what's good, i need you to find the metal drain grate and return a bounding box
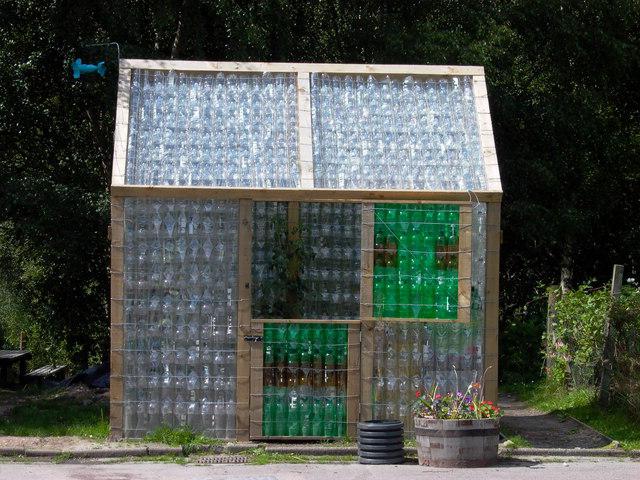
[196,455,249,464]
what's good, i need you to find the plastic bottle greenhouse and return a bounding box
[110,60,502,440]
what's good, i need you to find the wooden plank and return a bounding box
[473,75,502,192]
[111,69,131,187]
[347,324,361,437]
[359,203,374,422]
[287,202,300,238]
[296,73,314,188]
[111,185,503,203]
[252,318,361,325]
[483,202,501,403]
[457,205,473,324]
[361,317,468,324]
[235,199,253,441]
[286,201,301,316]
[110,196,125,439]
[249,323,264,439]
[120,59,485,77]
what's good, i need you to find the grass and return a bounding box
[143,425,223,448]
[0,397,109,439]
[500,424,532,448]
[503,435,531,448]
[246,448,356,465]
[506,381,640,450]
[52,452,73,464]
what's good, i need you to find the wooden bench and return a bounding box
[0,350,32,386]
[24,364,68,383]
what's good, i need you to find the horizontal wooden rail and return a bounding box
[120,59,484,76]
[111,185,502,203]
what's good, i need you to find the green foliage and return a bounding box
[610,287,640,418]
[0,397,109,439]
[549,285,611,387]
[143,425,220,447]
[543,282,640,419]
[500,286,547,383]
[255,218,312,319]
[508,380,640,450]
[246,447,356,465]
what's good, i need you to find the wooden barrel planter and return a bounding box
[414,418,499,467]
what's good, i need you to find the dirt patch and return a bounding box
[499,392,612,448]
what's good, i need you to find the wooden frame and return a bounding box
[109,60,502,440]
[360,203,473,324]
[112,185,502,203]
[109,197,124,438]
[235,199,253,440]
[483,202,501,403]
[120,59,484,76]
[111,68,131,187]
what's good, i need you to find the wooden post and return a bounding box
[457,205,473,324]
[235,199,253,440]
[249,322,264,439]
[483,203,501,403]
[109,196,125,439]
[544,286,560,377]
[296,73,314,188]
[359,203,374,421]
[598,264,624,407]
[112,68,131,186]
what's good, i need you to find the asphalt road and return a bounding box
[1,459,639,480]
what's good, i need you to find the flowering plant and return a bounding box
[413,369,501,420]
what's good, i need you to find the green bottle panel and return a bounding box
[262,323,348,437]
[373,203,459,320]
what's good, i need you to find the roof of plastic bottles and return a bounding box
[113,60,501,194]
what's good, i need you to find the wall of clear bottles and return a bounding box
[367,203,487,435]
[125,70,300,188]
[310,73,486,191]
[122,198,240,438]
[251,202,289,319]
[299,203,361,319]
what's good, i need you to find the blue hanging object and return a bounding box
[72,58,106,79]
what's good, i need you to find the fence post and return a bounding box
[598,264,624,407]
[544,286,560,377]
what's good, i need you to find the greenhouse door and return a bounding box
[247,201,362,439]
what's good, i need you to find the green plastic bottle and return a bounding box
[436,229,447,270]
[373,269,385,317]
[425,206,436,238]
[435,275,447,319]
[385,203,398,224]
[312,397,324,436]
[445,276,457,319]
[398,277,411,317]
[287,324,300,365]
[335,396,346,437]
[275,324,287,365]
[383,275,398,317]
[421,276,436,318]
[274,387,288,436]
[323,397,337,437]
[300,394,312,436]
[287,389,301,436]
[398,204,409,232]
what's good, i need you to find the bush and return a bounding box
[545,282,640,419]
[549,285,610,387]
